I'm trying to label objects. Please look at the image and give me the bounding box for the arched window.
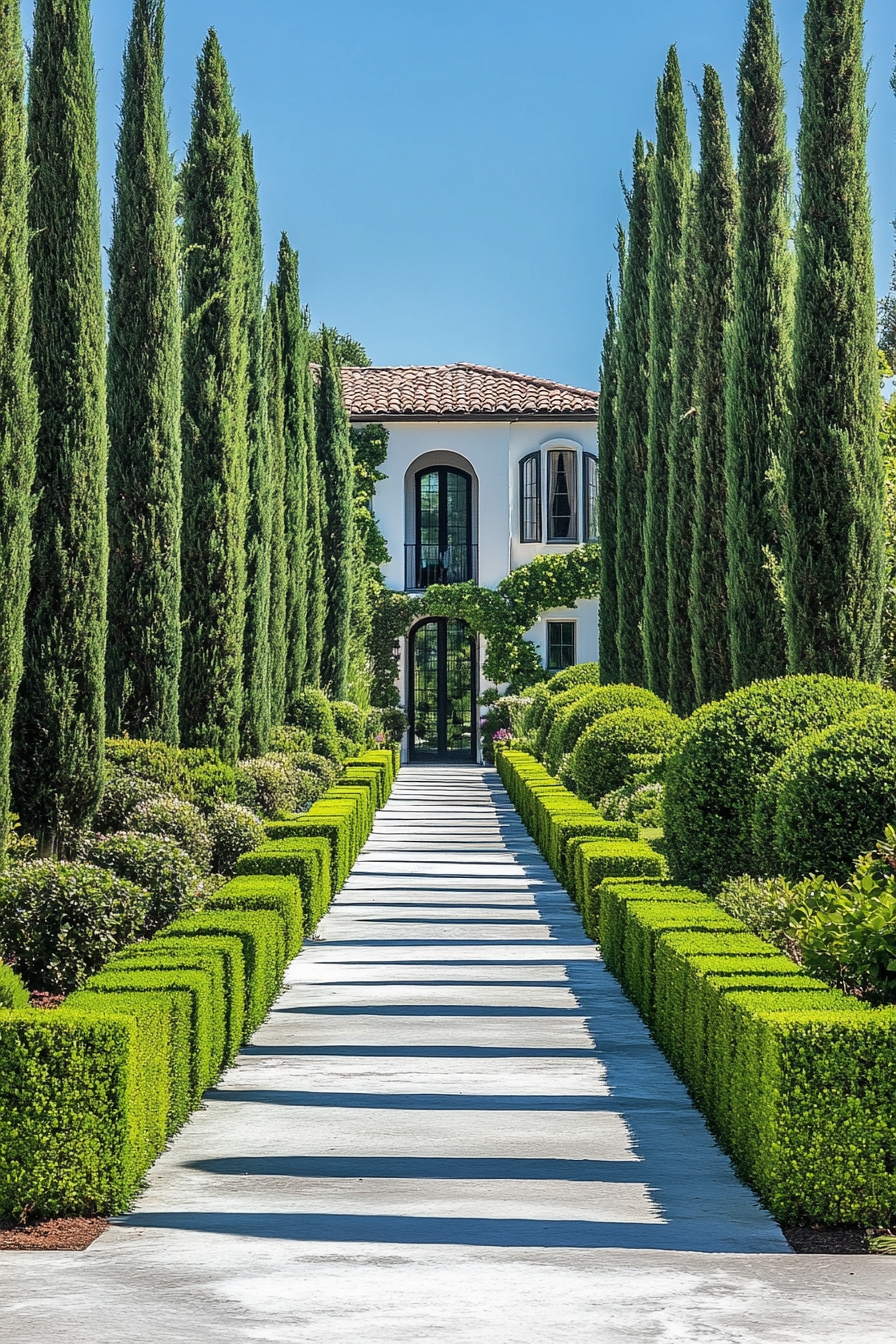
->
[413,466,473,587]
[547,449,578,542]
[583,452,598,543]
[519,453,541,543]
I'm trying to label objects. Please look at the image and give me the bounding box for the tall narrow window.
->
[413,466,472,587]
[547,621,576,671]
[547,449,578,542]
[519,453,541,542]
[583,452,598,543]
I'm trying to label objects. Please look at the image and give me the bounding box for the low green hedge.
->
[342,764,387,810]
[235,839,330,934]
[207,874,305,954]
[0,963,28,1008]
[164,909,285,1036]
[575,843,669,932]
[263,814,352,893]
[557,820,640,890]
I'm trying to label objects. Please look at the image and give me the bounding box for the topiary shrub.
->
[84,832,203,932]
[236,756,298,818]
[104,737,189,796]
[570,708,682,804]
[533,686,595,760]
[547,662,600,695]
[599,781,665,828]
[95,767,163,832]
[178,749,236,810]
[546,684,668,775]
[206,802,266,876]
[268,724,314,756]
[0,862,150,993]
[289,689,340,759]
[128,795,213,874]
[758,706,896,882]
[522,682,553,735]
[663,675,896,893]
[331,701,366,746]
[376,706,409,745]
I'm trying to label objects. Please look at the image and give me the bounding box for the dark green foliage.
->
[265,290,288,725]
[106,0,181,744]
[276,236,309,708]
[305,326,370,367]
[205,800,264,875]
[644,49,690,700]
[179,31,248,765]
[689,68,737,705]
[290,689,340,759]
[179,750,236,810]
[0,862,149,993]
[207,872,304,957]
[547,661,602,695]
[303,358,326,688]
[331,700,365,745]
[14,0,108,850]
[759,707,896,881]
[598,269,621,684]
[784,0,884,677]
[239,135,272,757]
[726,0,792,687]
[533,685,594,761]
[105,736,190,796]
[129,794,213,872]
[84,832,202,930]
[615,135,653,685]
[95,770,162,832]
[317,329,355,698]
[0,0,38,864]
[665,176,699,716]
[552,684,669,762]
[0,963,28,1008]
[664,675,896,892]
[570,707,682,802]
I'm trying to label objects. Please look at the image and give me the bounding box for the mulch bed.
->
[28,991,65,1010]
[0,1218,108,1251]
[784,1225,871,1254]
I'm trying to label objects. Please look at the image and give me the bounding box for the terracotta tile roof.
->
[339,362,598,420]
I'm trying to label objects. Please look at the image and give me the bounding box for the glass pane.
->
[413,621,440,755]
[548,451,578,541]
[445,620,473,755]
[584,454,598,542]
[521,455,540,542]
[547,622,576,671]
[445,471,469,581]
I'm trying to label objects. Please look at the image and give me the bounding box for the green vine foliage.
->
[369,545,601,697]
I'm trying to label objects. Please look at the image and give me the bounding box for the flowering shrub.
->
[128,795,213,873]
[84,832,203,932]
[598,781,665,828]
[236,755,298,818]
[206,802,265,876]
[95,767,163,832]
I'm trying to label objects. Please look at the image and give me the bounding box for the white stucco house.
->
[341,362,599,763]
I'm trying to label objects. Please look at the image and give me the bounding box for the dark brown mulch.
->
[783,1225,869,1254]
[0,1217,108,1251]
[28,991,65,1010]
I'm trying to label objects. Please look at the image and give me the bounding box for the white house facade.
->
[341,362,600,763]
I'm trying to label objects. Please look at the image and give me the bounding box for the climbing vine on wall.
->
[369,544,601,700]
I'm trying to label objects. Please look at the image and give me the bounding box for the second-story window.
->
[583,452,598,543]
[547,449,578,542]
[519,453,541,542]
[414,466,472,587]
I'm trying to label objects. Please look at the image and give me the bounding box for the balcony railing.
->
[405,543,478,591]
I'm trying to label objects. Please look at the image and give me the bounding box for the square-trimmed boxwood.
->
[103,944,229,1075]
[208,874,305,955]
[341,764,386,809]
[575,843,669,934]
[264,816,352,893]
[234,840,329,934]
[0,963,28,1008]
[164,909,286,1036]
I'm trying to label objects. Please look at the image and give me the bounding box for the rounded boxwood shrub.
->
[523,682,553,734]
[178,748,236,810]
[84,832,203,932]
[663,675,896,893]
[129,795,213,873]
[570,708,682,803]
[534,686,595,760]
[95,766,163,832]
[104,737,189,796]
[290,689,340,760]
[269,724,314,756]
[0,861,150,993]
[207,802,265,876]
[759,706,896,881]
[331,700,365,746]
[547,662,600,695]
[546,684,668,774]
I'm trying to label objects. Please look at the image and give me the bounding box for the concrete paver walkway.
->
[4,766,895,1342]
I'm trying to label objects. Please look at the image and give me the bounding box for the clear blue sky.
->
[23,0,896,390]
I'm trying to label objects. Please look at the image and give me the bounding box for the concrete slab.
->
[4,763,894,1341]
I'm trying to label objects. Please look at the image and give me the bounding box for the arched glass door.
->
[414,466,472,587]
[410,618,476,761]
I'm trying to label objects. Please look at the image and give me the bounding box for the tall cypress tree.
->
[106,0,181,743]
[726,0,792,687]
[597,231,622,685]
[276,235,308,714]
[265,287,288,726]
[13,0,107,852]
[0,0,38,861]
[615,134,654,686]
[665,175,700,717]
[643,48,691,700]
[784,0,883,677]
[239,134,271,756]
[317,328,355,699]
[303,357,326,689]
[179,30,248,764]
[689,67,738,705]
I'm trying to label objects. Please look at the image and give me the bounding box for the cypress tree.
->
[784,0,883,677]
[0,0,38,861]
[276,235,308,713]
[689,67,738,705]
[643,48,691,700]
[303,358,326,689]
[179,30,248,764]
[13,0,107,852]
[725,0,792,687]
[239,134,271,756]
[665,176,700,716]
[597,231,622,685]
[317,328,355,699]
[265,288,288,725]
[106,0,181,743]
[615,134,654,686]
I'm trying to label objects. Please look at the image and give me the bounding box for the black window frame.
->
[546,620,576,672]
[519,452,542,543]
[414,465,473,587]
[546,449,579,543]
[583,451,599,543]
